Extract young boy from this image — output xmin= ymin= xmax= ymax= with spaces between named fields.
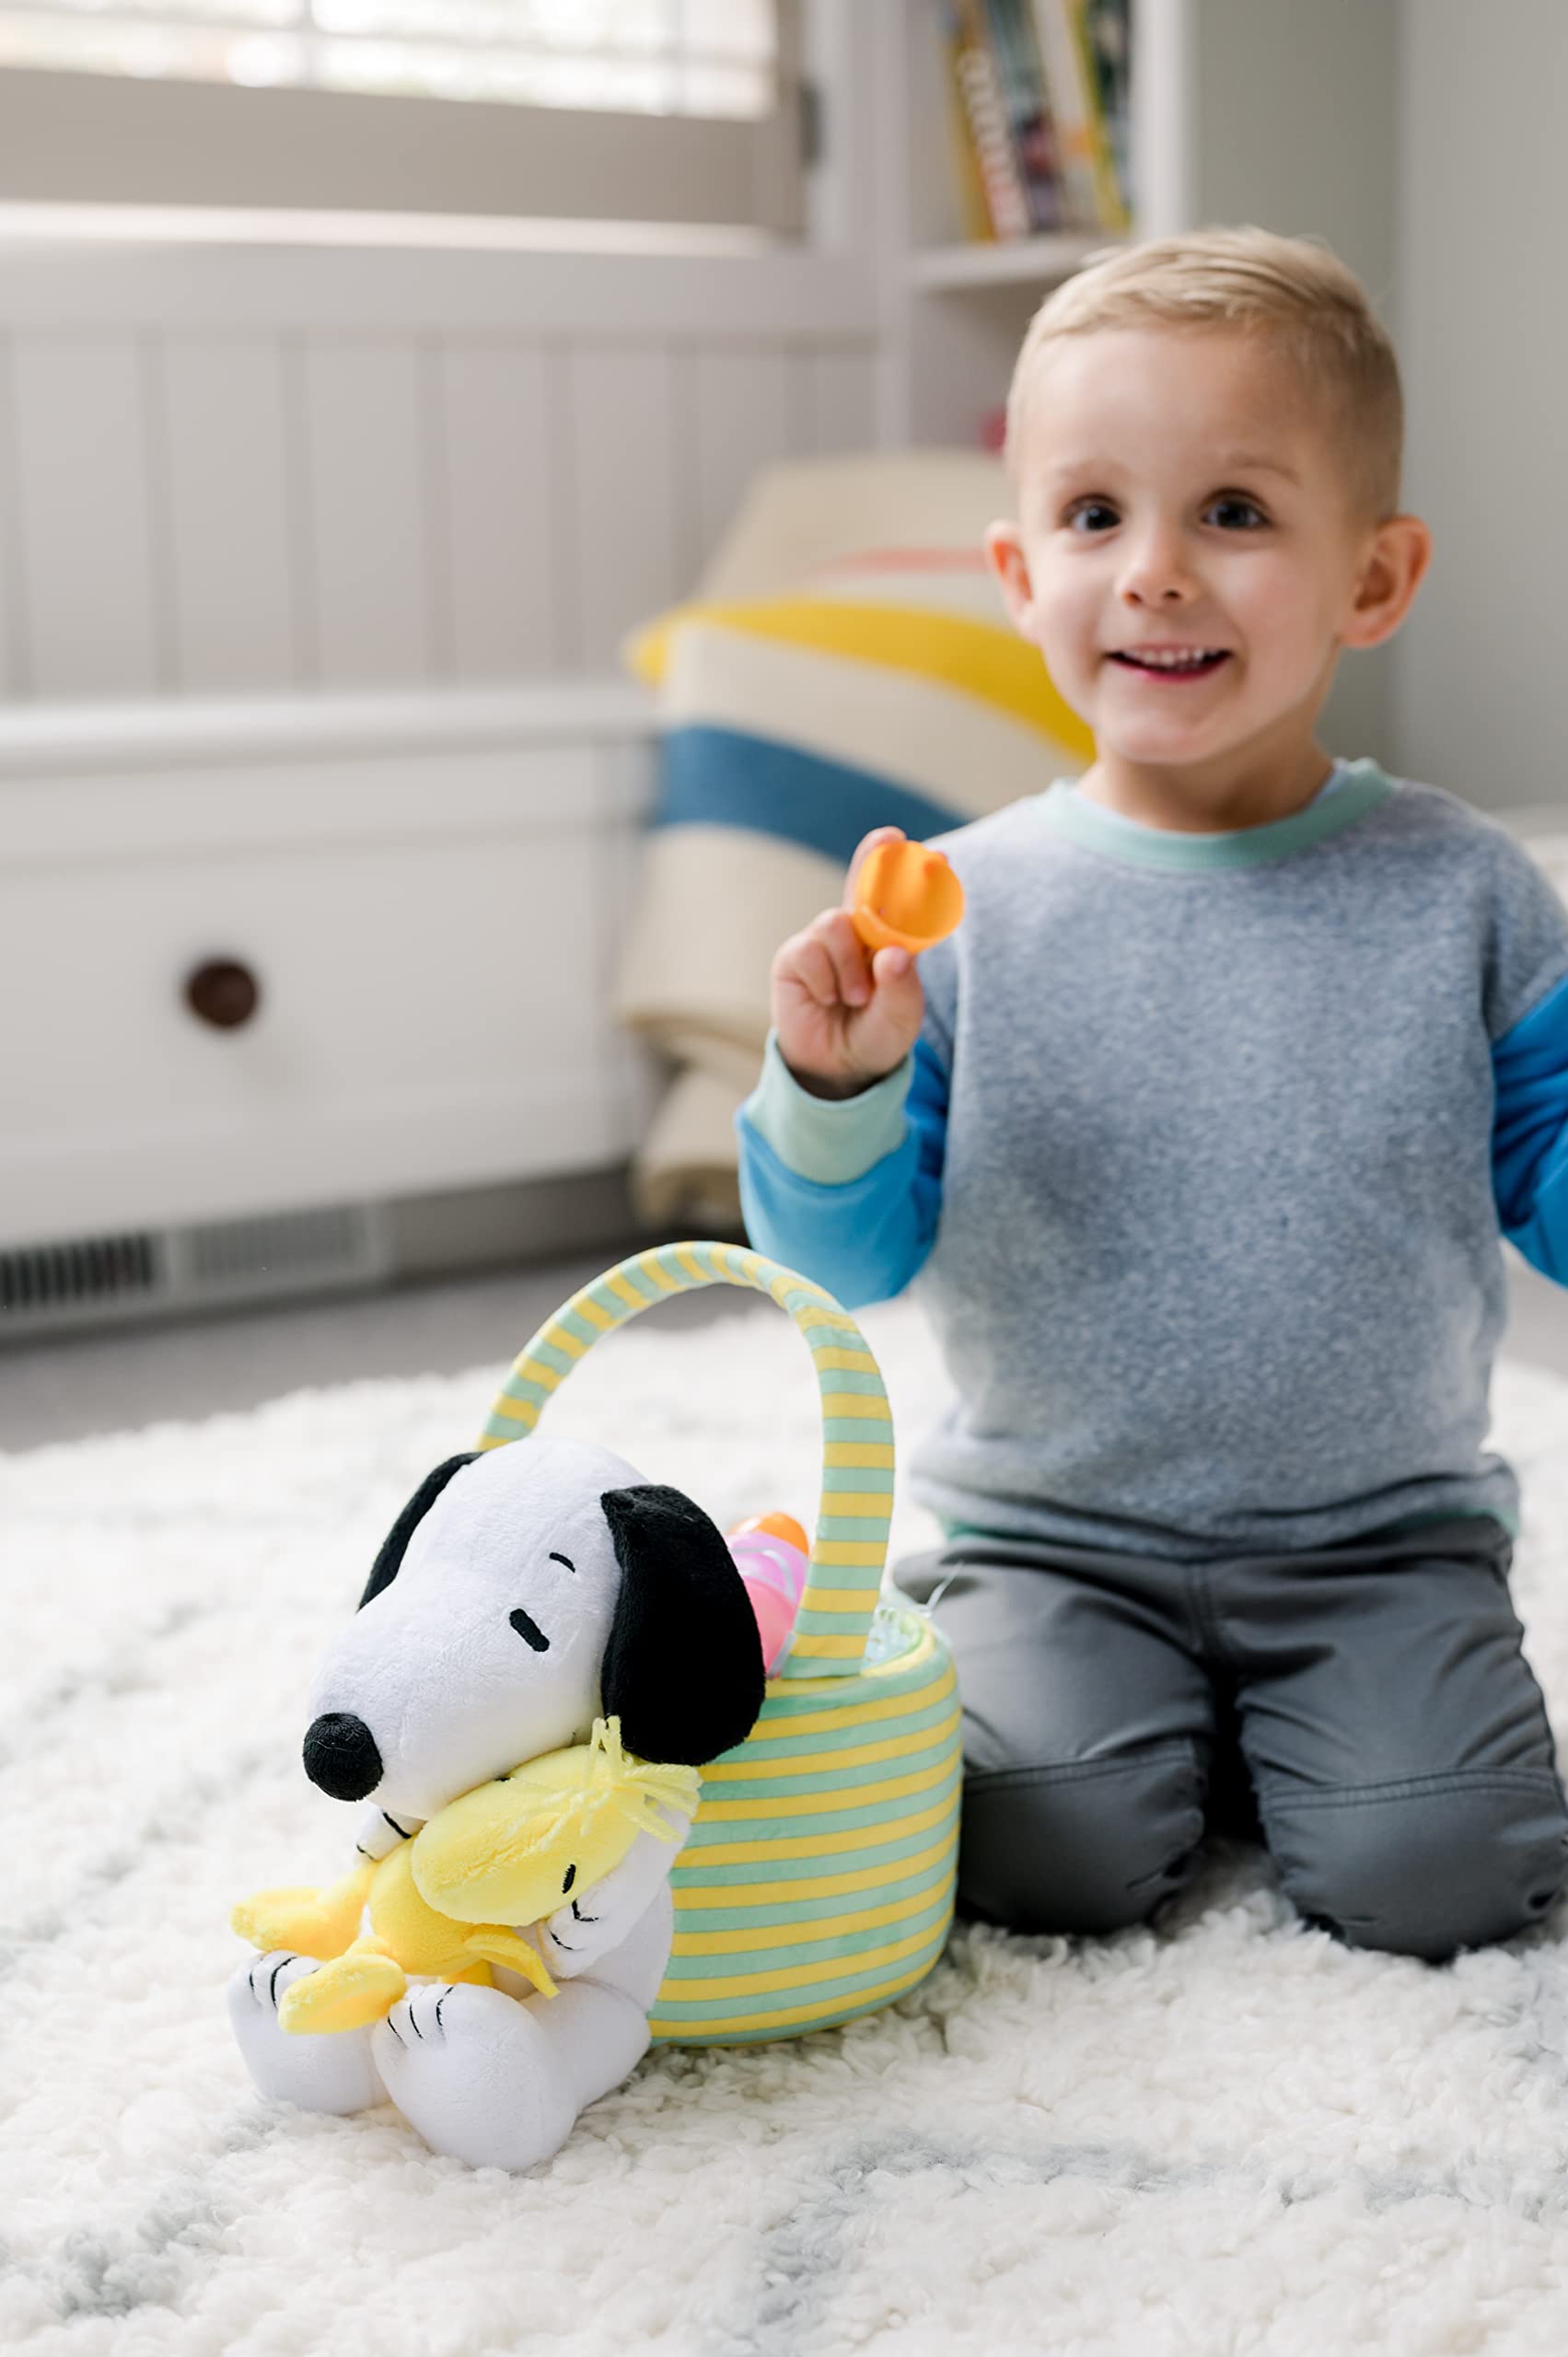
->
xmin=735 ymin=226 xmax=1568 ymax=1964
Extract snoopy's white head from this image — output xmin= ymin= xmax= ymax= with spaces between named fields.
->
xmin=300 ymin=1435 xmax=764 ymax=1820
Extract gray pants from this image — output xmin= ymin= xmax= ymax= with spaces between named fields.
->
xmin=896 ymin=1517 xmax=1568 ymax=1961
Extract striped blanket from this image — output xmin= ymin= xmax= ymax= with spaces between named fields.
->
xmin=615 ymin=451 xmax=1093 ymax=1225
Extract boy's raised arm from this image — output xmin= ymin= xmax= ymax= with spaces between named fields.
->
xmin=735 ymin=826 xmax=948 ymax=1308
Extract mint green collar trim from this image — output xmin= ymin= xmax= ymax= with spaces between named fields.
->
xmin=1040 ymin=759 xmax=1394 ymax=872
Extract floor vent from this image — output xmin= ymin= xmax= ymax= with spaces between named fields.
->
xmin=179 ymin=1204 xmax=377 ymax=1291
xmin=1 ymin=1204 xmax=391 ymax=1340
xmin=1 ymin=1231 xmax=163 ymax=1318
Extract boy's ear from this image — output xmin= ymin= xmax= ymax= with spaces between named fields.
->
xmin=984 ymin=519 xmax=1035 ymax=634
xmin=598 ymin=1485 xmax=765 ymax=1767
xmin=1340 ymin=514 xmax=1434 ymax=651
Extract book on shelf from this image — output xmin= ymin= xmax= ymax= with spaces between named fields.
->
xmin=936 ymin=0 xmax=995 ymax=241
xmin=937 ymin=0 xmax=1132 ymax=245
xmin=939 ymin=0 xmax=1033 ymax=242
xmin=1076 ymin=0 xmax=1133 ymax=229
xmin=1029 ymin=0 xmax=1132 ymax=235
xmin=983 ymin=0 xmax=1066 ymax=234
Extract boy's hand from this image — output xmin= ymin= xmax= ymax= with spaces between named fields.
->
xmin=771 ymin=827 xmax=927 ymax=1099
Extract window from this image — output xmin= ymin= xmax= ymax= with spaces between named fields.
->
xmin=0 ymin=0 xmax=779 ymax=119
xmin=0 ymin=0 xmax=802 ymax=228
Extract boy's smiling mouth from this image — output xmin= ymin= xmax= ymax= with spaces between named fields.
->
xmin=1108 ymin=645 xmax=1232 ymax=679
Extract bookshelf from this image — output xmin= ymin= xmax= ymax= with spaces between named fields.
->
xmin=908 ymin=229 xmax=1112 ymax=293
xmin=853 ymin=0 xmax=1396 ymax=456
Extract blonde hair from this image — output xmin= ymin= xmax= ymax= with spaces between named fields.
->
xmin=1005 ymin=225 xmax=1403 ymax=523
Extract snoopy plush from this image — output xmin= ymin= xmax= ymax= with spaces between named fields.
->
xmin=228 ymin=1434 xmax=766 ymax=2173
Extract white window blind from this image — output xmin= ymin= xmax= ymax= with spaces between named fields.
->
xmin=0 ymin=0 xmax=803 ymax=227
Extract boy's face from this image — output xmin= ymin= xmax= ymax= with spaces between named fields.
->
xmin=987 ymin=327 xmax=1425 ymax=807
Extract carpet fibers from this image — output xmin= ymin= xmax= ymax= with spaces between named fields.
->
xmin=6 ymin=1297 xmax=1568 ymax=2356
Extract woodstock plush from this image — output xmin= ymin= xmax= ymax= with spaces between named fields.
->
xmin=228 ymin=1437 xmax=765 ymax=2172
xmin=235 ymin=1715 xmax=703 ymax=2029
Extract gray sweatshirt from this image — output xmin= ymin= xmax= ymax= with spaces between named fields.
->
xmin=738 ymin=761 xmax=1568 ymax=1560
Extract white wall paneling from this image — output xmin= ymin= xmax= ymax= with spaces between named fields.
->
xmin=564 ymin=343 xmax=685 ymax=673
xmin=0 ymin=244 xmax=877 ymax=700
xmin=300 ymin=336 xmax=436 ymax=689
xmin=160 ymin=337 xmax=300 ymax=691
xmin=435 ymin=341 xmax=561 ymax=681
xmin=9 ymin=335 xmax=167 ymax=699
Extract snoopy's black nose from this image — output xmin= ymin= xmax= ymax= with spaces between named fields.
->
xmin=303 ymin=1712 xmax=384 ymax=1802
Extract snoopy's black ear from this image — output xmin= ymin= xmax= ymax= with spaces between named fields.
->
xmin=358 ymin=1452 xmax=479 ymax=1609
xmin=599 ymin=1485 xmax=765 ymax=1766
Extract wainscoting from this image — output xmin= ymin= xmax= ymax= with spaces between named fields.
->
xmin=0 ymin=238 xmax=879 ymax=701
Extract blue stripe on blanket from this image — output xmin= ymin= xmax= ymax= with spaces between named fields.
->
xmin=653 ymin=725 xmax=962 ymax=865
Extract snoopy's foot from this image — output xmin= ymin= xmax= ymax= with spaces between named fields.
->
xmin=227 ymin=1950 xmax=384 ymax=2116
xmin=372 ymin=1979 xmax=650 ymax=2172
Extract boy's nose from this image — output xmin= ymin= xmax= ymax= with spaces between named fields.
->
xmin=1117 ymin=532 xmax=1198 ymax=605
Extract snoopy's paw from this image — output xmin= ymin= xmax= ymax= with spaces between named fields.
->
xmin=372 ymin=1982 xmax=578 ymax=2171
xmin=540 ymin=1891 xmax=620 ymax=1977
xmin=227 ymin=1949 xmax=383 ymax=2116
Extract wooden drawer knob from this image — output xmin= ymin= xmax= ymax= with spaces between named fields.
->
xmin=184 ymin=957 xmax=261 ymax=1030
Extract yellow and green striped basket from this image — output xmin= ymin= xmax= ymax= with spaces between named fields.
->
xmin=474 ymin=1238 xmax=960 ymax=2047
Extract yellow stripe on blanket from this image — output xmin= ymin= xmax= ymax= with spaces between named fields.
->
xmin=655 ymin=622 xmax=1085 ymax=819
xmin=628 ymin=598 xmax=1093 ymax=760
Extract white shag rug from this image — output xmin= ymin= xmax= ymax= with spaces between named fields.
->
xmin=6 ymin=1295 xmax=1568 ymax=2357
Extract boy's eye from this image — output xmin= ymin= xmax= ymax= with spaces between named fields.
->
xmin=1063 ymin=500 xmax=1119 ymax=533
xmin=1206 ymin=495 xmax=1268 ymax=530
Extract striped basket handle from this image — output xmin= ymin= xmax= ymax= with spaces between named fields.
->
xmin=475 ymin=1239 xmax=892 ymax=1683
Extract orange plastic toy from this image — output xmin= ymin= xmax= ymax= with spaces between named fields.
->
xmin=852 ymin=839 xmax=966 ymax=957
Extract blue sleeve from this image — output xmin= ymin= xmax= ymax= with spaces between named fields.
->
xmin=1493 ymin=965 xmax=1568 ymax=1284
xmin=735 ymin=1036 xmax=949 ymax=1309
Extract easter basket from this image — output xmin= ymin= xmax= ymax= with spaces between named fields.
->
xmin=477 ymin=1238 xmax=961 ymax=2047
